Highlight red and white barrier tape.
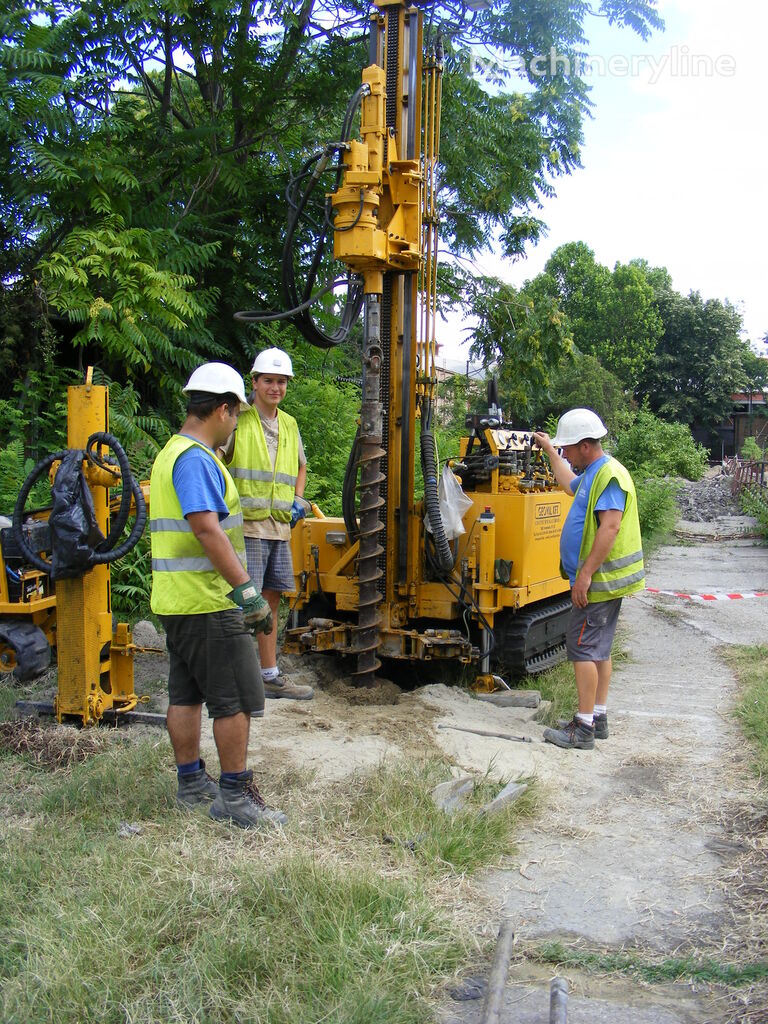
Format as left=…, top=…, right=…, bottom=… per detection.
left=646, top=587, right=768, bottom=602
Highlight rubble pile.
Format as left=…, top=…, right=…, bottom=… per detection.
left=675, top=469, right=741, bottom=522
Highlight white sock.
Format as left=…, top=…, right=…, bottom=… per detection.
left=576, top=712, right=594, bottom=727
left=594, top=704, right=607, bottom=717
left=262, top=666, right=279, bottom=681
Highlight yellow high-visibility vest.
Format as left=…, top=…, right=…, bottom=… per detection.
left=150, top=435, right=246, bottom=615
left=228, top=405, right=299, bottom=523
left=577, top=458, right=645, bottom=603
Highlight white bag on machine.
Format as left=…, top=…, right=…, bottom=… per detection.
left=425, top=465, right=473, bottom=541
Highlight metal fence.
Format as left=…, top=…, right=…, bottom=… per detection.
left=724, top=457, right=768, bottom=494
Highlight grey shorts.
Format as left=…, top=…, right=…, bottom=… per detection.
left=566, top=598, right=623, bottom=662
left=245, top=537, right=295, bottom=592
left=160, top=610, right=264, bottom=719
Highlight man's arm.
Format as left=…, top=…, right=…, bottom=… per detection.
left=531, top=431, right=577, bottom=493
left=295, top=461, right=307, bottom=499
left=186, top=511, right=250, bottom=589
left=571, top=508, right=623, bottom=608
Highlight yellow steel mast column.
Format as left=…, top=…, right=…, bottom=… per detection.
left=54, top=372, right=137, bottom=725
left=331, top=0, right=423, bottom=685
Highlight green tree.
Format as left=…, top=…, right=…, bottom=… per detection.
left=1, top=0, right=663, bottom=404
left=466, top=273, right=573, bottom=419
left=531, top=352, right=635, bottom=436
left=636, top=291, right=746, bottom=431
left=541, top=242, right=662, bottom=385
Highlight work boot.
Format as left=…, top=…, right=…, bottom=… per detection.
left=263, top=673, right=314, bottom=701
left=543, top=717, right=595, bottom=750
left=557, top=713, right=608, bottom=740
left=176, top=759, right=219, bottom=811
left=209, top=769, right=288, bottom=828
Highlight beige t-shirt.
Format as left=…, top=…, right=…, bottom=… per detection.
left=220, top=401, right=306, bottom=541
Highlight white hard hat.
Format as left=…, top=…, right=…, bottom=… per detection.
left=551, top=408, right=607, bottom=446
left=183, top=362, right=247, bottom=404
left=250, top=347, right=294, bottom=377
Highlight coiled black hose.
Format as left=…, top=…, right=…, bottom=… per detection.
left=12, top=433, right=147, bottom=575
left=420, top=400, right=454, bottom=574
left=234, top=85, right=369, bottom=348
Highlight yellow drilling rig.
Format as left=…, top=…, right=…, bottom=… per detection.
left=236, top=0, right=573, bottom=689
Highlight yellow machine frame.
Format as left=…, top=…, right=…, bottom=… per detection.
left=3, top=372, right=141, bottom=725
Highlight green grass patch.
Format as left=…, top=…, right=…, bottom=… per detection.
left=532, top=660, right=575, bottom=726
left=0, top=728, right=528, bottom=1023
left=721, top=644, right=768, bottom=779
left=345, top=759, right=535, bottom=875
left=531, top=940, right=768, bottom=988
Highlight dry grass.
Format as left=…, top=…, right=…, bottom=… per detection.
left=0, top=718, right=114, bottom=769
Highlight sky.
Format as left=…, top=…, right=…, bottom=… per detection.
left=436, top=0, right=768, bottom=370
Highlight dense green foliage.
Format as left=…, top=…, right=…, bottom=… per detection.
left=610, top=408, right=709, bottom=481
left=540, top=241, right=663, bottom=386
left=634, top=477, right=680, bottom=547
left=1, top=0, right=663, bottom=415
left=531, top=352, right=635, bottom=436
left=740, top=436, right=764, bottom=461
left=466, top=273, right=572, bottom=418
left=472, top=241, right=760, bottom=444
left=739, top=486, right=768, bottom=541
left=636, top=289, right=748, bottom=431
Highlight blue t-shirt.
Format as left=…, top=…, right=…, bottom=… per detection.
left=172, top=437, right=229, bottom=520
left=560, top=455, right=627, bottom=585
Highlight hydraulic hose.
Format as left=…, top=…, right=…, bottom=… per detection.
left=233, top=84, right=370, bottom=349
left=420, top=400, right=454, bottom=575
left=342, top=425, right=362, bottom=543
left=12, top=434, right=147, bottom=575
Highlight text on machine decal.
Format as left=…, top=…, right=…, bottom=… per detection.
left=535, top=503, right=561, bottom=520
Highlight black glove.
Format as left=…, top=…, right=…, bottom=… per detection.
left=229, top=580, right=273, bottom=635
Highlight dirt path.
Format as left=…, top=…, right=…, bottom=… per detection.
left=130, top=493, right=768, bottom=1022
left=440, top=524, right=768, bottom=1024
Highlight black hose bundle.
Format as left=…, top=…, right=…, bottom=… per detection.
left=342, top=425, right=362, bottom=543
left=234, top=85, right=369, bottom=348
left=420, top=399, right=454, bottom=575
left=12, top=432, right=147, bottom=580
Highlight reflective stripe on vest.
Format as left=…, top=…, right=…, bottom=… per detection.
left=577, top=457, right=645, bottom=603
left=149, top=435, right=246, bottom=616
left=229, top=405, right=299, bottom=523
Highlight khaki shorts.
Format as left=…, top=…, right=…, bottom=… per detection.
left=160, top=610, right=264, bottom=719
left=566, top=598, right=622, bottom=662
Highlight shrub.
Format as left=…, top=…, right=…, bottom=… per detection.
left=635, top=477, right=681, bottom=546
left=611, top=409, right=708, bottom=481
left=739, top=486, right=768, bottom=540
left=740, top=436, right=764, bottom=461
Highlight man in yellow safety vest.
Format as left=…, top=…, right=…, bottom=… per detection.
left=533, top=409, right=644, bottom=750
left=220, top=347, right=314, bottom=701
left=150, top=362, right=287, bottom=827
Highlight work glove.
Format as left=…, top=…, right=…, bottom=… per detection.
left=290, top=498, right=307, bottom=529
left=229, top=580, right=273, bottom=635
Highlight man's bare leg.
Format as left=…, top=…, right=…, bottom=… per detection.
left=595, top=657, right=612, bottom=706
left=212, top=712, right=250, bottom=774
left=256, top=588, right=281, bottom=671
left=573, top=660, right=599, bottom=716
left=167, top=704, right=202, bottom=765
